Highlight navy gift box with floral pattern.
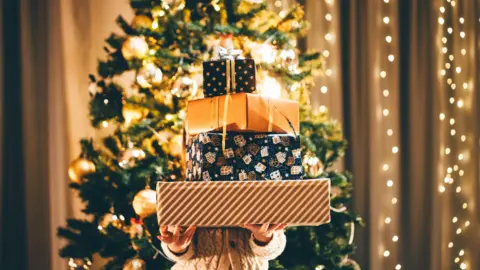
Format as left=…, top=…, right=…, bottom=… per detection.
left=186, top=132, right=304, bottom=181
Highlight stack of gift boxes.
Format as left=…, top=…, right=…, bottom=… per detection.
left=185, top=53, right=304, bottom=182
left=156, top=50, right=331, bottom=227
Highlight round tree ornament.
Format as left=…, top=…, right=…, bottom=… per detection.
left=136, top=61, right=163, bottom=88
left=123, top=258, right=146, bottom=270
left=131, top=15, right=153, bottom=29
left=68, top=158, right=96, bottom=183
left=172, top=76, right=198, bottom=98
left=122, top=37, right=149, bottom=60
left=118, top=146, right=146, bottom=169
left=132, top=187, right=157, bottom=218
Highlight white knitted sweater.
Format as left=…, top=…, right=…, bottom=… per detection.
left=161, top=227, right=286, bottom=270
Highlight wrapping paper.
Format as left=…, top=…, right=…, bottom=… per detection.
left=186, top=132, right=303, bottom=181
left=203, top=58, right=256, bottom=97
left=186, top=93, right=299, bottom=135
left=156, top=179, right=331, bottom=227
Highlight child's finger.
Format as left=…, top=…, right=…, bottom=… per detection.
left=160, top=225, right=170, bottom=236
left=260, top=224, right=269, bottom=233
left=267, top=224, right=282, bottom=232
left=184, top=229, right=196, bottom=243
left=157, top=235, right=172, bottom=243
left=180, top=225, right=196, bottom=243
left=173, top=225, right=181, bottom=243
left=276, top=224, right=288, bottom=230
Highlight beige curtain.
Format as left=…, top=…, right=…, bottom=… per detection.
left=306, top=0, right=480, bottom=269
left=1, top=0, right=131, bottom=269
left=57, top=1, right=132, bottom=270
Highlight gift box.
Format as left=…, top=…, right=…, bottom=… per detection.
left=186, top=132, right=303, bottom=181
left=186, top=93, right=299, bottom=135
left=156, top=179, right=331, bottom=226
left=203, top=58, right=256, bottom=97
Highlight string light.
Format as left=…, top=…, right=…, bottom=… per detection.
left=315, top=0, right=337, bottom=117
left=380, top=1, right=400, bottom=268
left=436, top=3, right=475, bottom=267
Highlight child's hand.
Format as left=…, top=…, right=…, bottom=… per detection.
left=158, top=225, right=196, bottom=254
left=241, top=224, right=287, bottom=244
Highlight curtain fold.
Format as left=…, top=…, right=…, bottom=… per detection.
left=337, top=0, right=480, bottom=269
left=1, top=0, right=28, bottom=269
left=398, top=1, right=440, bottom=269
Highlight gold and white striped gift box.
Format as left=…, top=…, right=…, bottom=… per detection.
left=156, top=179, right=330, bottom=227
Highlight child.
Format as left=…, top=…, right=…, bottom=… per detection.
left=158, top=223, right=287, bottom=270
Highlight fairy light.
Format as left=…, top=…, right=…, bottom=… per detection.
left=380, top=1, right=400, bottom=268
left=437, top=0, right=480, bottom=269
left=314, top=0, right=338, bottom=114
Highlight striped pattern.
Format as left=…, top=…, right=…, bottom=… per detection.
left=156, top=179, right=330, bottom=227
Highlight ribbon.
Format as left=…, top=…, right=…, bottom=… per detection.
left=222, top=94, right=232, bottom=152
left=268, top=101, right=273, bottom=132
left=267, top=104, right=298, bottom=138
left=218, top=46, right=242, bottom=60
left=218, top=46, right=241, bottom=94
left=209, top=97, right=219, bottom=130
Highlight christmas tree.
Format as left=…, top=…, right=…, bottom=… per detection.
left=58, top=0, right=362, bottom=269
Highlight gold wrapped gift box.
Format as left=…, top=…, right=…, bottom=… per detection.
left=186, top=93, right=299, bottom=135
left=156, top=179, right=330, bottom=227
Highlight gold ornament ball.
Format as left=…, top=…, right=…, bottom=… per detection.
left=123, top=258, right=145, bottom=270
left=131, top=15, right=152, bottom=29
left=172, top=76, right=198, bottom=98
left=302, top=155, right=323, bottom=178
left=118, top=147, right=146, bottom=169
left=136, top=62, right=163, bottom=88
left=68, top=158, right=96, bottom=183
left=132, top=188, right=157, bottom=218
left=169, top=134, right=184, bottom=157
left=122, top=37, right=149, bottom=60
left=68, top=258, right=92, bottom=270
left=123, top=105, right=148, bottom=126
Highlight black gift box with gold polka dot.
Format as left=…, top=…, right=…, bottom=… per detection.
left=185, top=132, right=304, bottom=181
left=202, top=58, right=257, bottom=97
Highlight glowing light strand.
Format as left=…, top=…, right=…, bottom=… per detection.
left=437, top=1, right=473, bottom=268
left=380, top=1, right=400, bottom=268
